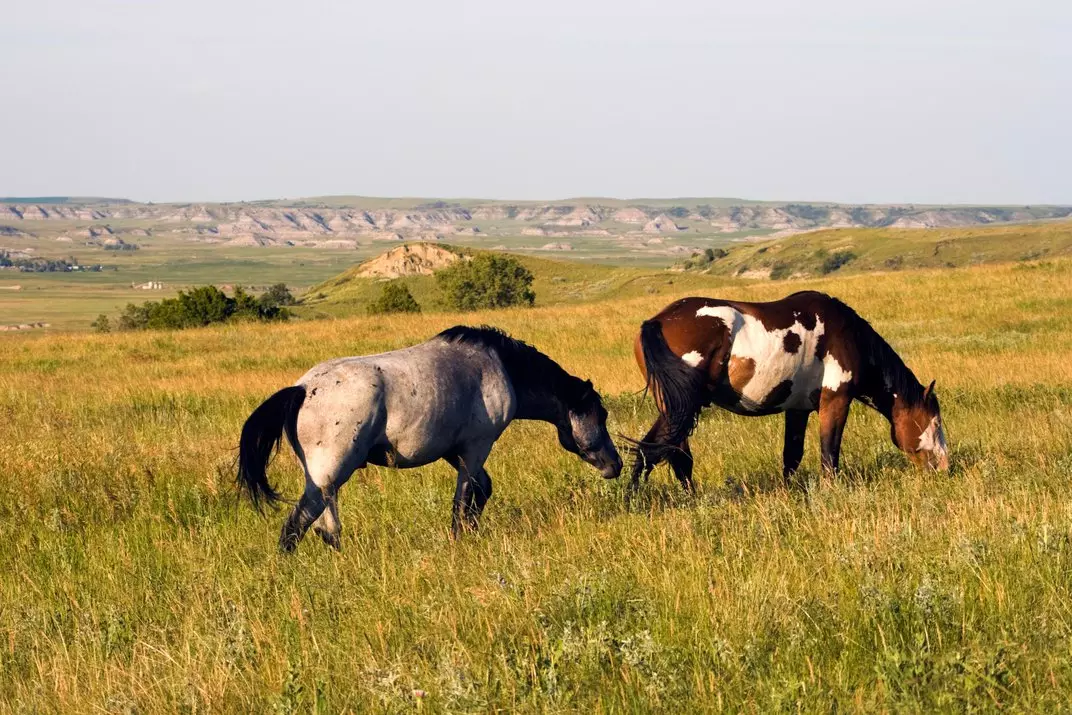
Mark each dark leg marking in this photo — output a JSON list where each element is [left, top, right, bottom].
[[782, 410, 810, 487]]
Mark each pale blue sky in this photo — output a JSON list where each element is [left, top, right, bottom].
[[2, 0, 1069, 203]]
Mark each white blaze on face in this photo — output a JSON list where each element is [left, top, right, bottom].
[[695, 304, 827, 409], [917, 416, 948, 456], [681, 350, 703, 367], [821, 353, 853, 391]]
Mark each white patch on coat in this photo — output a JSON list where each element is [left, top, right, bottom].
[[917, 416, 948, 455], [681, 350, 703, 367], [821, 353, 853, 390], [696, 304, 826, 410], [696, 305, 743, 331]]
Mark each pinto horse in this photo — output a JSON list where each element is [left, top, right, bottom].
[[631, 291, 948, 490], [238, 326, 623, 550]]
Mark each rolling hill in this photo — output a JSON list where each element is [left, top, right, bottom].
[[681, 220, 1072, 279]]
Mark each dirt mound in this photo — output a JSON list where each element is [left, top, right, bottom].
[[643, 215, 684, 233], [355, 243, 461, 279], [612, 208, 649, 224]]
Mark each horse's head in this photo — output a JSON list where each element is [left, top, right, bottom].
[[891, 380, 949, 471], [558, 380, 623, 479]]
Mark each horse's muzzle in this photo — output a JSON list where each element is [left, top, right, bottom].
[[601, 455, 624, 479]]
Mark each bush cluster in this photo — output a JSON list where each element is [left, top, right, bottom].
[[683, 247, 727, 270], [435, 254, 535, 310], [103, 284, 294, 331], [368, 281, 421, 315], [820, 250, 858, 274]]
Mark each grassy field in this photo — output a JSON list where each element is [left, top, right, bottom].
[[1, 257, 1071, 711]]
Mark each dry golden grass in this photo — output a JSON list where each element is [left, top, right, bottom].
[[1, 259, 1070, 711]]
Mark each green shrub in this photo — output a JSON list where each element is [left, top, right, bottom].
[[769, 262, 793, 280], [116, 285, 290, 331], [90, 314, 111, 333], [260, 283, 296, 308], [821, 250, 857, 274], [437, 254, 535, 310], [367, 281, 421, 315]]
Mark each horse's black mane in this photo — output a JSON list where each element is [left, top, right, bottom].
[[436, 325, 595, 408], [830, 297, 925, 405]]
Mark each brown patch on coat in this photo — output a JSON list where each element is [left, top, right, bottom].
[[727, 356, 756, 392]]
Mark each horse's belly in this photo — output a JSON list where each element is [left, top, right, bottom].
[[722, 318, 826, 413]]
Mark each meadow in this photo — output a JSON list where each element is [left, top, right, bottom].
[[1, 258, 1071, 712]]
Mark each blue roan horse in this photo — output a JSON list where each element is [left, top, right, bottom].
[[237, 326, 622, 550]]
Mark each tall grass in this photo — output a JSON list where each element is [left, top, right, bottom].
[[1, 260, 1071, 711]]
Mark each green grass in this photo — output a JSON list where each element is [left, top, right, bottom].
[[1, 259, 1071, 711]]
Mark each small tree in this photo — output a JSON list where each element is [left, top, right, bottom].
[[91, 314, 111, 333], [437, 254, 535, 311], [260, 283, 296, 308], [368, 281, 421, 315]]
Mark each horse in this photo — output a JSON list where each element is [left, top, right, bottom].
[[237, 325, 623, 550], [630, 291, 949, 491]]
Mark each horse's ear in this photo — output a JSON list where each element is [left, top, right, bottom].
[[924, 380, 936, 401]]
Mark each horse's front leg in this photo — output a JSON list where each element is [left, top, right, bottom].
[[783, 409, 810, 488], [667, 438, 694, 493], [450, 469, 472, 539], [448, 444, 493, 539], [466, 469, 493, 523], [818, 391, 852, 476]]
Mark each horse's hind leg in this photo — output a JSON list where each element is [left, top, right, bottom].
[[311, 487, 341, 550], [667, 438, 694, 493], [630, 414, 669, 489], [279, 482, 327, 553]]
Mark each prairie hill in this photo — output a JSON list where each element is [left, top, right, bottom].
[[299, 243, 663, 317], [685, 220, 1072, 279]]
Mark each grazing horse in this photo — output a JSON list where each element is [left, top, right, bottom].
[[631, 291, 949, 490], [237, 325, 622, 550]]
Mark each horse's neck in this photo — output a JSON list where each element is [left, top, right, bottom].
[[507, 365, 570, 425], [513, 386, 568, 425], [857, 361, 919, 423]]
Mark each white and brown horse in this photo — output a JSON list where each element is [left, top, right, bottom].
[[631, 291, 948, 490]]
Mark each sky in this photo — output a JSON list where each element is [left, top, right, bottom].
[[1, 0, 1070, 204]]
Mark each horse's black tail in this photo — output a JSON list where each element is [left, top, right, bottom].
[[637, 319, 708, 462], [237, 385, 306, 511]]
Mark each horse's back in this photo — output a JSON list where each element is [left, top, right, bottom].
[[292, 339, 515, 473]]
